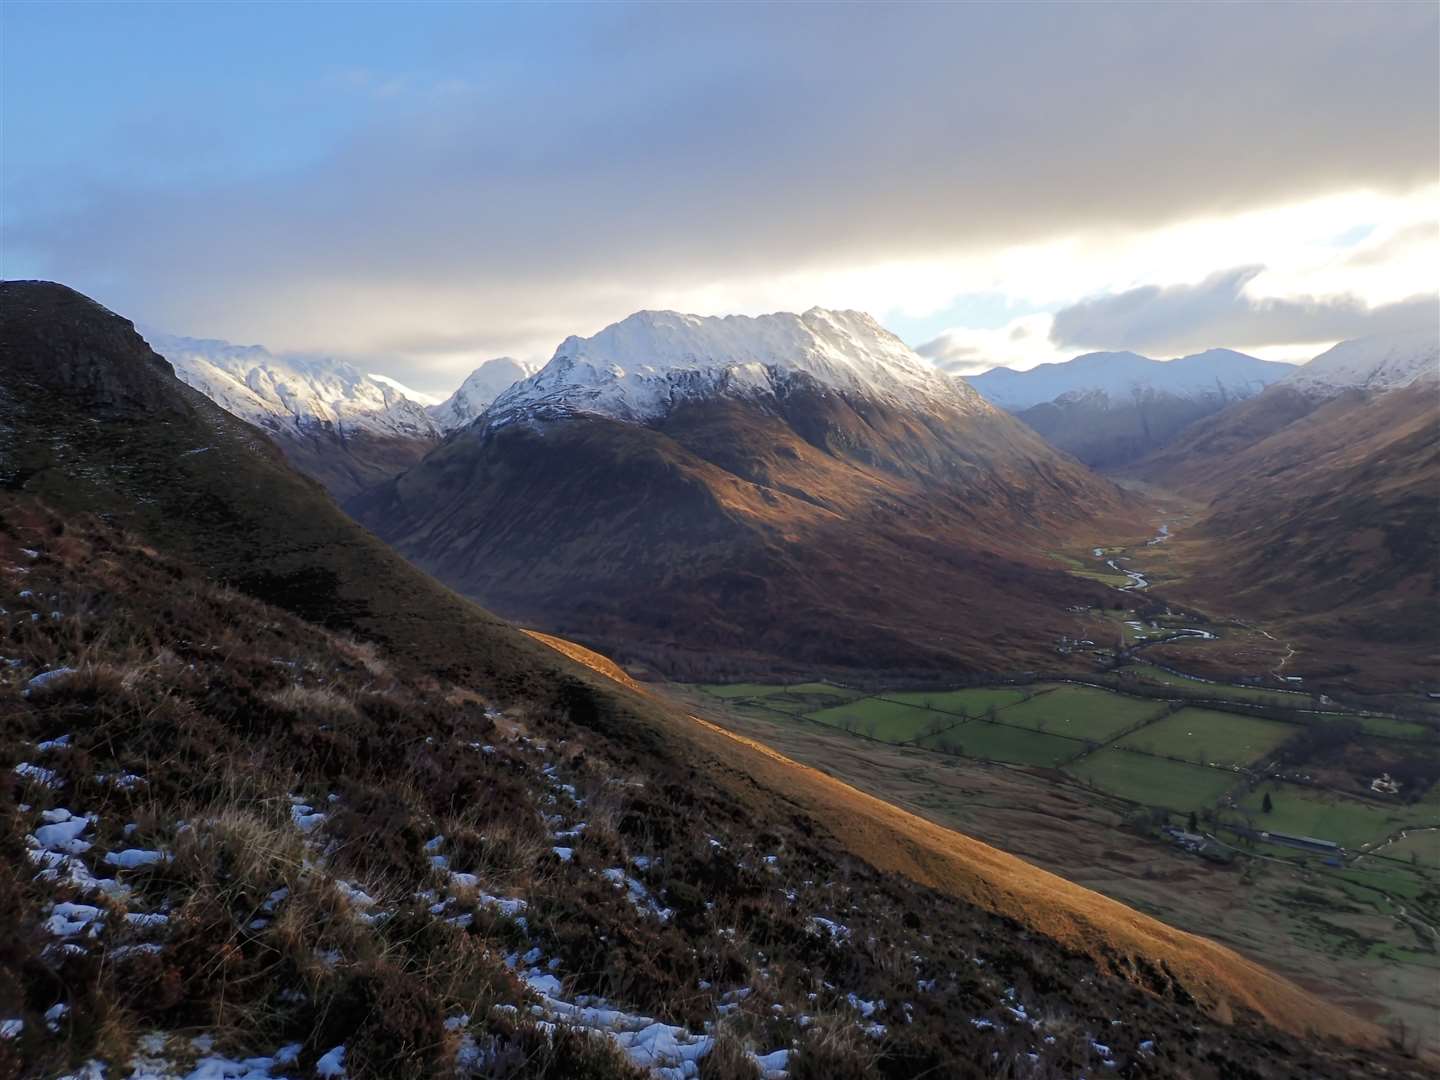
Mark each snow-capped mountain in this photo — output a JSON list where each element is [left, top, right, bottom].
[[964, 348, 1288, 412], [427, 357, 534, 431], [148, 333, 440, 441], [486, 308, 982, 427], [1279, 329, 1439, 398], [146, 333, 441, 498], [960, 348, 1290, 469]]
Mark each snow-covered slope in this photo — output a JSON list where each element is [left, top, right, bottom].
[[487, 308, 983, 426], [1280, 329, 1439, 398], [965, 348, 1288, 411], [147, 333, 440, 440], [427, 357, 534, 431]]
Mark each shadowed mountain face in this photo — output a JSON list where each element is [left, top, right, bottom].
[[1130, 378, 1439, 686], [1014, 386, 1253, 469], [353, 319, 1144, 679], [965, 349, 1290, 469]]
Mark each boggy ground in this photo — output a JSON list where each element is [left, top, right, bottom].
[[4, 502, 1433, 1079]]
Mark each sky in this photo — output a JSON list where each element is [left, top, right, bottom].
[[2, 2, 1437, 395]]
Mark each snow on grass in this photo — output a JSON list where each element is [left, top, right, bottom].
[[15, 761, 62, 788], [289, 801, 327, 832], [33, 814, 93, 853], [103, 848, 170, 869], [25, 666, 76, 694], [46, 901, 105, 938], [600, 867, 673, 921], [809, 916, 850, 942]]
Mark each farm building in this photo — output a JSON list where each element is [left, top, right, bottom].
[[1260, 830, 1339, 854]]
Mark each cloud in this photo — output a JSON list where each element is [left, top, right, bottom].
[[3, 3, 1437, 390], [917, 314, 1064, 376], [1049, 266, 1439, 355], [914, 336, 981, 374]]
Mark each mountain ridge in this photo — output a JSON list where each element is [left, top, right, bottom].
[[147, 331, 442, 499], [964, 347, 1289, 412], [960, 348, 1292, 469], [487, 307, 982, 428]]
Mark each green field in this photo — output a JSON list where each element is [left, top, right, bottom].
[[1234, 785, 1419, 850], [1355, 714, 1434, 740], [879, 688, 1027, 717], [698, 682, 791, 699], [1382, 829, 1440, 868], [783, 682, 859, 699], [1049, 550, 1133, 588], [1065, 749, 1237, 811], [996, 685, 1167, 742], [1121, 664, 1310, 707], [1115, 708, 1297, 766], [807, 697, 951, 742], [923, 721, 1081, 768]]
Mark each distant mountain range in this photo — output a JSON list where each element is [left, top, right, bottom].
[[148, 336, 535, 498], [964, 349, 1292, 468], [353, 308, 1140, 678]]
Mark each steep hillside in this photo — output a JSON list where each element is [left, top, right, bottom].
[[1130, 332, 1439, 686], [965, 349, 1289, 469], [0, 280, 1412, 1078], [354, 309, 1145, 679], [148, 333, 441, 499]]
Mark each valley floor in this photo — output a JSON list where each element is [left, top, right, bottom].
[[657, 517, 1440, 1055]]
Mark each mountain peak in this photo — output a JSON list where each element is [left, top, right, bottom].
[[1280, 329, 1439, 397], [427, 356, 535, 431], [489, 306, 978, 426]]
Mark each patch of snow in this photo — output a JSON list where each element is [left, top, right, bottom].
[[34, 815, 92, 853], [103, 848, 170, 869], [809, 916, 850, 941], [15, 762, 61, 788], [26, 666, 76, 694], [315, 1045, 348, 1077], [46, 901, 105, 938]]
